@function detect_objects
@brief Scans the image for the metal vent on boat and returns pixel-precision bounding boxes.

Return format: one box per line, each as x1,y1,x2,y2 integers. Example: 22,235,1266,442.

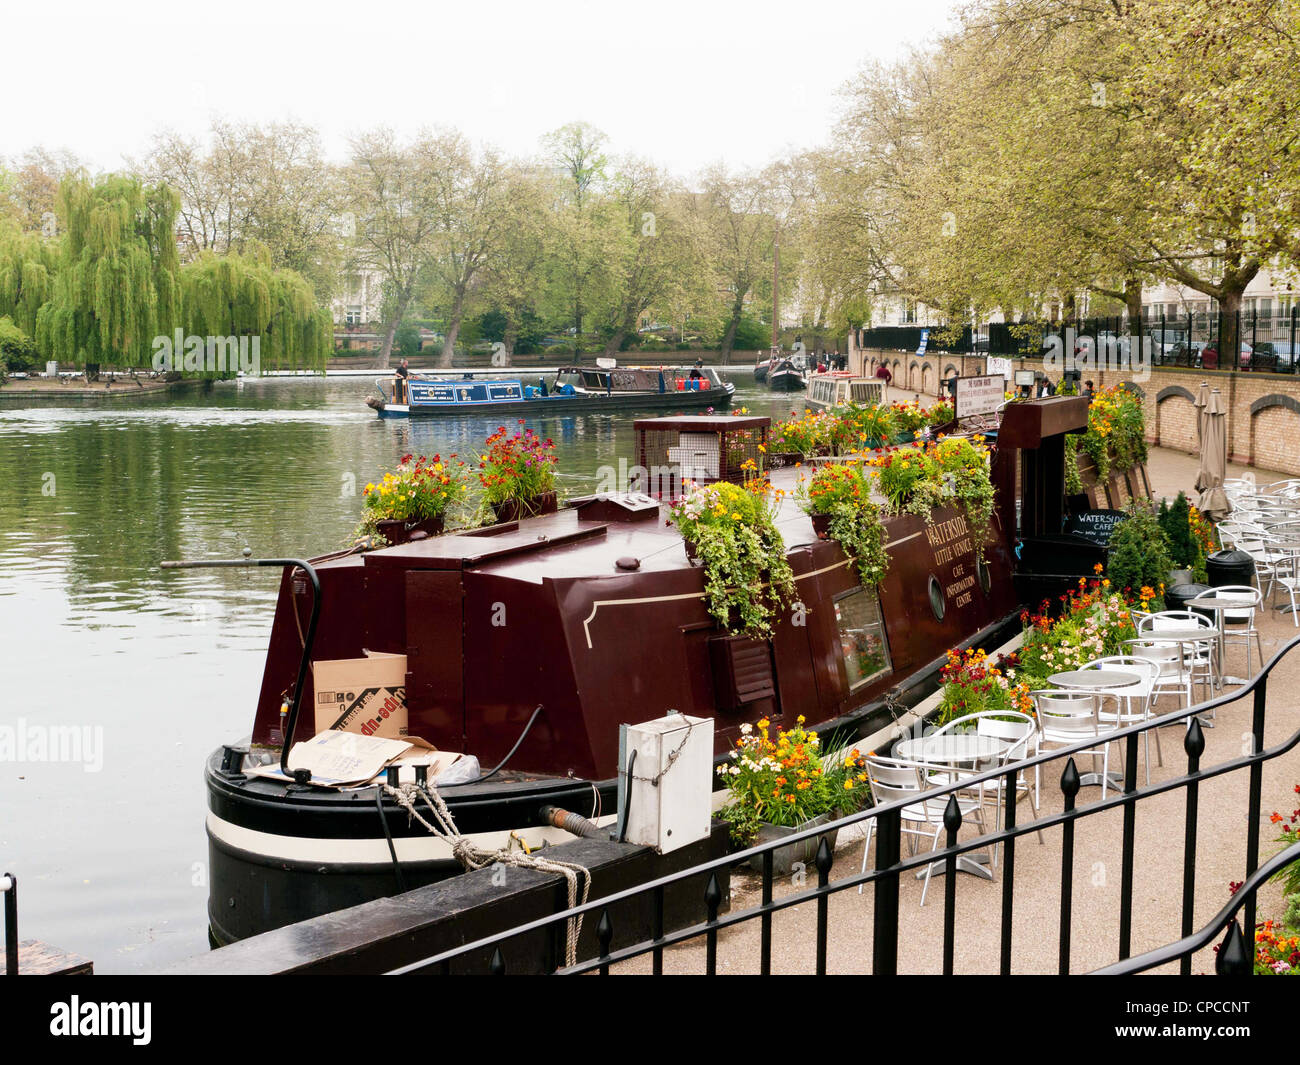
709,635,776,714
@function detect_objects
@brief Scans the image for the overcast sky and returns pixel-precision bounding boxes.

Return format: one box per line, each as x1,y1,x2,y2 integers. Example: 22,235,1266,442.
10,0,959,174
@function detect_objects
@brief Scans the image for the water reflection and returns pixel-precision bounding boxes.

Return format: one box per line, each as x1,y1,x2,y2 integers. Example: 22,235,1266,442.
0,368,789,970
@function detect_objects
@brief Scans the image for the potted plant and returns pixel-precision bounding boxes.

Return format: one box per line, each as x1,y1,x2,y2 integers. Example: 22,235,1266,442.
668,478,796,639
798,463,890,587
717,715,870,875
356,453,469,546
478,421,559,523
868,435,996,562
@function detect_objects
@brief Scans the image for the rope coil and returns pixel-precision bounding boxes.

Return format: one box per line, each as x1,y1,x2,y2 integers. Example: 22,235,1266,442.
383,781,593,968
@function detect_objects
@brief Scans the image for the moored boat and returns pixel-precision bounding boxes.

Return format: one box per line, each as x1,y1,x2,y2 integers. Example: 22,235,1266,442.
184,398,1093,943
366,364,734,417
767,357,805,392
805,373,886,410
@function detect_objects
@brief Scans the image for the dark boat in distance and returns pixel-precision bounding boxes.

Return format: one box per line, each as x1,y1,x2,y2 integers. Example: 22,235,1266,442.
767,357,806,392
366,363,733,417
193,400,1095,943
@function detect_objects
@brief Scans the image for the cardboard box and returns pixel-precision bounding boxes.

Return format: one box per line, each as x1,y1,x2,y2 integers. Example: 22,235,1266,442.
313,651,408,739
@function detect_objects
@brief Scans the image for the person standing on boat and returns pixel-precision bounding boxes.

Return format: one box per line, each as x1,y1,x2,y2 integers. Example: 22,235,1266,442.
394,359,410,404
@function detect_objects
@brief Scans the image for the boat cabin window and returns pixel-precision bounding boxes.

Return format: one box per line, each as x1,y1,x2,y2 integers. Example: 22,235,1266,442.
555,370,583,390
833,586,892,690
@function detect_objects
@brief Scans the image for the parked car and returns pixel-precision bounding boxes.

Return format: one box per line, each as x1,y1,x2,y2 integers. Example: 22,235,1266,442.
1248,341,1296,372
1200,341,1252,370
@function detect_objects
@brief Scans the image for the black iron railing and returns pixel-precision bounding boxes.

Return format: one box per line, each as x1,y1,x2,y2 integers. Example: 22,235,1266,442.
858,310,1300,372
388,634,1300,976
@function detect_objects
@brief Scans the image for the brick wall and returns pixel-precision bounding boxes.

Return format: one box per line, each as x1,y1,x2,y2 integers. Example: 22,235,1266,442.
850,343,1300,475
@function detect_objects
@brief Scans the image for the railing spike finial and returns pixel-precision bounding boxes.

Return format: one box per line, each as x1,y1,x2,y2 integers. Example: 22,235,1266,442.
1060,758,1081,798
815,835,833,875
704,871,723,913
943,794,964,834
489,947,505,975
597,909,613,955
1185,717,1206,759
1214,918,1252,976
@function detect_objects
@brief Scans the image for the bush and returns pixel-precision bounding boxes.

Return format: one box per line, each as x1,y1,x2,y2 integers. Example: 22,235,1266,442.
0,316,36,373
1106,501,1172,607
1158,492,1197,569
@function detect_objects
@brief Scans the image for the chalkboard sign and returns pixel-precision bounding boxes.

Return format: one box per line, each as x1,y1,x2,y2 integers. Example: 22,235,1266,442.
1063,509,1126,547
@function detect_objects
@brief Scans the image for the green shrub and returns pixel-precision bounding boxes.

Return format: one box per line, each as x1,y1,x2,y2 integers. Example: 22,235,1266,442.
0,316,36,373
1158,493,1198,569
1107,501,1173,607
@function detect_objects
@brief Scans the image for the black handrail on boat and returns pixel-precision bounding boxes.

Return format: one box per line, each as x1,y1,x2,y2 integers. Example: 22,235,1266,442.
385,633,1300,976
160,556,321,779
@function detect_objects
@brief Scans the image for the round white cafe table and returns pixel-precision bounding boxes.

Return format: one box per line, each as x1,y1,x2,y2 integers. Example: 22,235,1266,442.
1047,670,1139,690
1045,671,1137,788
892,733,1011,882
895,734,1008,765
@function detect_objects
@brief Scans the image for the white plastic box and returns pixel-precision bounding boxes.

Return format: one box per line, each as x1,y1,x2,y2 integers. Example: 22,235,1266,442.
619,713,713,854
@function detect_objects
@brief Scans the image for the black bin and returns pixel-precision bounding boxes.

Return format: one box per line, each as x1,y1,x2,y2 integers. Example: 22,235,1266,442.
1165,582,1212,621
1206,549,1256,589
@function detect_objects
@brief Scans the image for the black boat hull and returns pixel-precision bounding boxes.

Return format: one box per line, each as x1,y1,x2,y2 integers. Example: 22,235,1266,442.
768,371,805,392
203,607,1021,944
374,384,734,418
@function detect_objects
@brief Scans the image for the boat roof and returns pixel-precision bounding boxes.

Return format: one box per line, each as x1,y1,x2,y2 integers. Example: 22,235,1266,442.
345,456,914,585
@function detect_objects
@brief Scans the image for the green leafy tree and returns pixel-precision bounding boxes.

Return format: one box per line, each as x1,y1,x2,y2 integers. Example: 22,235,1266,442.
36,174,180,370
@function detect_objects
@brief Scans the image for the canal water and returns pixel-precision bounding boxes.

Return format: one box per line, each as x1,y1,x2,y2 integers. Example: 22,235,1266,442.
0,369,812,971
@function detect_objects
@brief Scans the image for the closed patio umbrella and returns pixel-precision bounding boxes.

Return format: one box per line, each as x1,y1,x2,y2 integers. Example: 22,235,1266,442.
1196,389,1231,521
1194,380,1211,492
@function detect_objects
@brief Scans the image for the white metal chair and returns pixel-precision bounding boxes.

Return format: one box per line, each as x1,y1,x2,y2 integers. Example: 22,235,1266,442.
1080,656,1163,785
857,753,989,906
1139,611,1218,699
928,710,1043,863
1193,585,1265,677
1032,690,1122,800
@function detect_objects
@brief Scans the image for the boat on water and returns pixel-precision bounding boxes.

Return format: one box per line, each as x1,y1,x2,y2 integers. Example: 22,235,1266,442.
805,373,886,410
753,356,769,384
767,357,806,392
185,398,1102,944
366,363,733,417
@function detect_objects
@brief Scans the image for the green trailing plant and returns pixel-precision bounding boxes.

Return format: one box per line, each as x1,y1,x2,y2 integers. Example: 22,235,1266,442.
1105,500,1172,608
798,463,891,587
669,479,796,639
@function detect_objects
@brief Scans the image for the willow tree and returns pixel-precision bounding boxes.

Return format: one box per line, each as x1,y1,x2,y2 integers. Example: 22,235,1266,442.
178,246,331,373
0,222,56,338
36,174,180,369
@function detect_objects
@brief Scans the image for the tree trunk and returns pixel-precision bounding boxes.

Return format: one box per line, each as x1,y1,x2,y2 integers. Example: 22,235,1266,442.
440,285,468,368
719,292,745,362
1123,277,1143,331
1220,287,1243,368
376,289,412,370
502,320,518,360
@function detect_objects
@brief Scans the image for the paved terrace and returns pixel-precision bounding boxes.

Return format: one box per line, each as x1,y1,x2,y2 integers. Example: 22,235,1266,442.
613,446,1300,975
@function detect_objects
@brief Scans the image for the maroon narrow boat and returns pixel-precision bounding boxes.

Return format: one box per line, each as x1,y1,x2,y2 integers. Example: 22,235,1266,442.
197,401,1090,943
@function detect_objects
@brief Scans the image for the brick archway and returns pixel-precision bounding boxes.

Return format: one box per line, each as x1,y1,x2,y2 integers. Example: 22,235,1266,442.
1155,386,1197,451
922,364,935,395
1250,394,1300,470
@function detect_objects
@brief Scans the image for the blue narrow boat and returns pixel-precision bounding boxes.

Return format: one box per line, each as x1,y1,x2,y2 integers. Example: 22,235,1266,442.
365,363,734,417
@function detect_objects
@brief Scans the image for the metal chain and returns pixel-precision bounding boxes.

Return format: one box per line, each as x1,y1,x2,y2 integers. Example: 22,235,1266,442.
628,712,697,788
